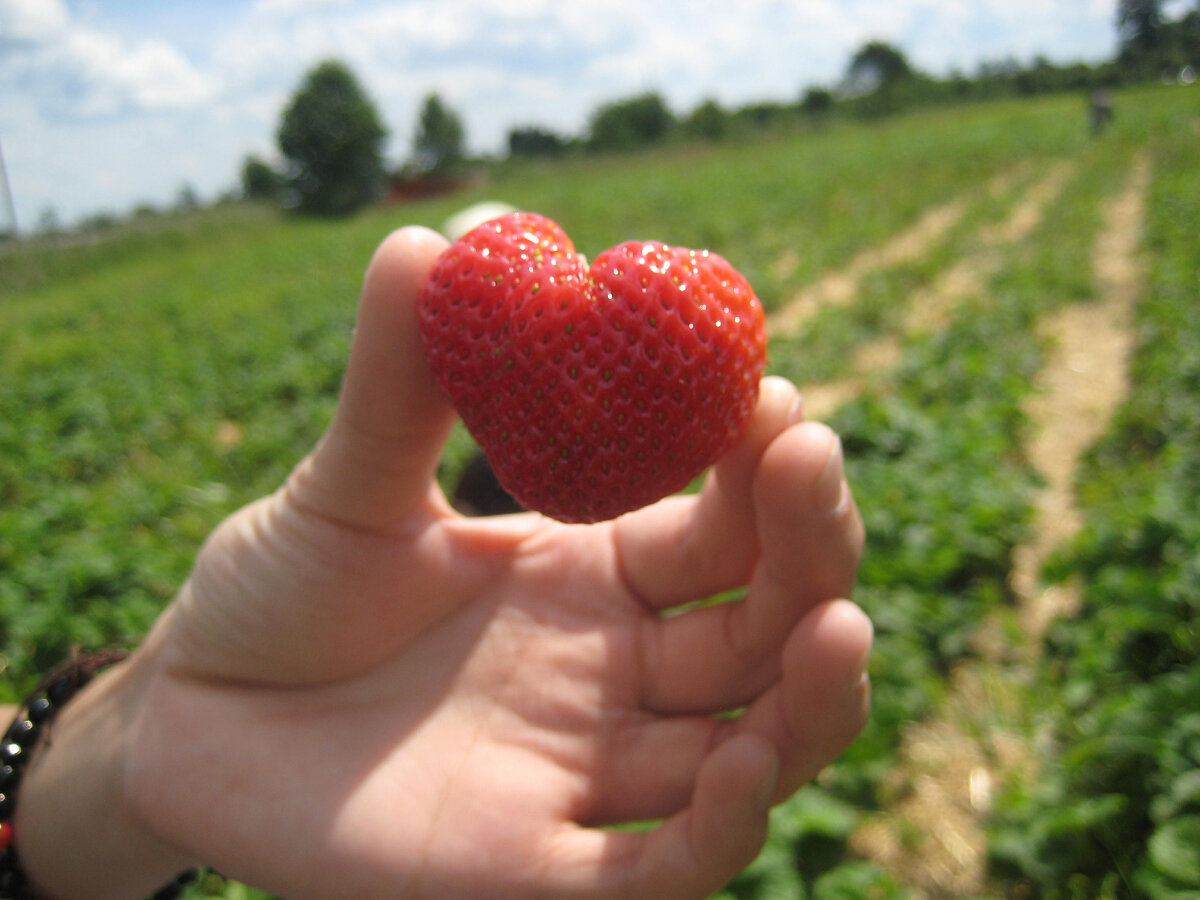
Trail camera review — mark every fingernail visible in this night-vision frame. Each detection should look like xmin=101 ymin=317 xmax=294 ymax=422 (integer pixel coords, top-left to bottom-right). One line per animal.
xmin=852 ymin=643 xmax=872 ymax=686
xmin=754 ymin=757 xmax=781 ymax=811
xmin=786 ymin=393 xmax=806 ymax=426
xmin=847 ymin=604 xmax=874 ymax=684
xmin=815 ymin=436 xmax=847 ymax=512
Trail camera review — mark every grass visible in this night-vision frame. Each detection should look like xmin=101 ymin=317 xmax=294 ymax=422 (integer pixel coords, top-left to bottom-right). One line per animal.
xmin=1 ymin=83 xmax=1197 ymax=898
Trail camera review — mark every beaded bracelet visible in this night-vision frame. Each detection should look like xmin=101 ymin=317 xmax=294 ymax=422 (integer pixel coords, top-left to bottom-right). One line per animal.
xmin=0 ymin=649 xmax=202 ymax=900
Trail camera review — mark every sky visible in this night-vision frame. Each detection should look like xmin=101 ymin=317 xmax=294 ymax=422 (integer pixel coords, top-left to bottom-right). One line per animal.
xmin=0 ymin=0 xmax=1154 ymax=232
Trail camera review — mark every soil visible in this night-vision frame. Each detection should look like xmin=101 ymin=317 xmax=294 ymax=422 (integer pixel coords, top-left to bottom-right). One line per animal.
xmin=1010 ymin=153 xmax=1149 ymax=644
xmin=767 ymin=195 xmax=968 ymax=335
xmin=782 ymin=154 xmax=1150 ymax=897
xmin=797 ymin=161 xmax=1075 ymax=421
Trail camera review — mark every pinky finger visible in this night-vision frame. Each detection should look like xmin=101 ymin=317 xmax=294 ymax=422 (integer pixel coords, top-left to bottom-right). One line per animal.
xmin=554 ymin=734 xmax=779 ymax=900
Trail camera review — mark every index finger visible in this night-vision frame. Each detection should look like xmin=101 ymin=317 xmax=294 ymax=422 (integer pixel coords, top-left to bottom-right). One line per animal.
xmin=612 ymin=376 xmax=804 ymax=610
xmin=635 ymin=421 xmax=865 ymax=714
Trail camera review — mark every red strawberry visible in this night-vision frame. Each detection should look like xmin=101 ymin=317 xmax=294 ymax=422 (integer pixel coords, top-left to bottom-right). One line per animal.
xmin=418 ymin=211 xmax=767 ymax=523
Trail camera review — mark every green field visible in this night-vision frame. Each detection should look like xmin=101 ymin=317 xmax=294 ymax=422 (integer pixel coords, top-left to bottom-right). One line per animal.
xmin=2 ymin=84 xmax=1197 ymax=898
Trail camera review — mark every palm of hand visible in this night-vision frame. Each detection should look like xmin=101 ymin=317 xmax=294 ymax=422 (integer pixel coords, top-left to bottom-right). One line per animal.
xmin=126 ymin=227 xmax=870 ymax=900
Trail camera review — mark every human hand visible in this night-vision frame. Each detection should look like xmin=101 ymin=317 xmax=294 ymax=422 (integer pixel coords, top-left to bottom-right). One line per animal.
xmin=45 ymin=227 xmax=870 ymax=899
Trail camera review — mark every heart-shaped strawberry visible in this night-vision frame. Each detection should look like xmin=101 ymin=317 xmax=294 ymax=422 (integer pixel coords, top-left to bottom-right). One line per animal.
xmin=418 ymin=211 xmax=767 ymax=523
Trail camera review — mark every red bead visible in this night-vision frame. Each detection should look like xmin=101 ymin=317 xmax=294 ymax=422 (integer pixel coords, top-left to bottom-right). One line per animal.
xmin=0 ymin=820 xmax=13 ymax=850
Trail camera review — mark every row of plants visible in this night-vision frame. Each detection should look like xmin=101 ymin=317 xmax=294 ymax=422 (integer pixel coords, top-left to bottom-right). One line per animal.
xmin=719 ymin=173 xmax=1064 ymax=900
xmin=0 ymin=94 xmax=1077 ymax=719
xmin=0 ymin=86 xmax=1193 ymax=898
xmin=987 ymin=111 xmax=1200 ymax=900
xmin=719 ymin=87 xmax=1184 ymax=898
xmin=0 ymin=213 xmax=366 ymax=684
xmin=0 ymin=88 xmax=1027 ymax=706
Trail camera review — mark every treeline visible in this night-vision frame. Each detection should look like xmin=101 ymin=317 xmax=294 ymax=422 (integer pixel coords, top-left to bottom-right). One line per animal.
xmin=247 ymin=1 xmax=1198 ymax=218
xmin=42 ymin=2 xmax=1197 ymax=229
xmin=505 ymin=8 xmax=1200 ymax=160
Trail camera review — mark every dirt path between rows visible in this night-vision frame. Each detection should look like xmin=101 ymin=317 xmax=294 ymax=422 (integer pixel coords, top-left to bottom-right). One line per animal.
xmin=798 ymin=160 xmax=1076 ymax=420
xmin=843 ymin=153 xmax=1150 ymax=898
xmin=766 ymin=187 xmax=972 ymax=335
xmin=1010 ymin=153 xmax=1149 ymax=644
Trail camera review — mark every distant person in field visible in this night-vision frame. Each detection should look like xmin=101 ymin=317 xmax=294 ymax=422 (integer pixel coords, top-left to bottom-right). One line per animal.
xmin=1 ymin=227 xmax=870 ymax=900
xmin=1090 ymin=89 xmax=1114 ymax=135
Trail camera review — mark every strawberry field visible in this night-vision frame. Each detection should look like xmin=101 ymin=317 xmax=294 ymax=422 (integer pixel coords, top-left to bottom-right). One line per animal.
xmin=1 ymin=83 xmax=1197 ymax=899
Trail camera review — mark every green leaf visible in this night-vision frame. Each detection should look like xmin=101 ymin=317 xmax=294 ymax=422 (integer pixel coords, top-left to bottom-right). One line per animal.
xmin=1151 ymin=770 xmax=1200 ymax=822
xmin=1146 ymin=816 xmax=1200 ymax=886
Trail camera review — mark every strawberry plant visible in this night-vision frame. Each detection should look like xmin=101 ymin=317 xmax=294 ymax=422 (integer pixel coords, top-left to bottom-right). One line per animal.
xmin=987 ymin=122 xmax=1200 ymax=900
xmin=725 ymin=90 xmax=1192 ymax=900
xmin=817 ymin=292 xmax=1042 ymax=806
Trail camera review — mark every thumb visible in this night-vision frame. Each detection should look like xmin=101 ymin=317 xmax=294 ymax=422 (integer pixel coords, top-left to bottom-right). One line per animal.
xmin=287 ymin=225 xmax=456 ymax=530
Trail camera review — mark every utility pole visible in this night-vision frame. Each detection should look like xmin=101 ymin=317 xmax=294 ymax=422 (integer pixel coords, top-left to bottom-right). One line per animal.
xmin=0 ymin=135 xmax=17 ymax=238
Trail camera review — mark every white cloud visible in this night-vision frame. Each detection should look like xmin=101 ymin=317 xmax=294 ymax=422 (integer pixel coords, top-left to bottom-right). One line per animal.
xmin=2 ymin=1 xmax=218 ymax=118
xmin=119 ymin=40 xmax=219 ymax=109
xmin=1 ymin=0 xmax=1127 ymax=232
xmin=54 ymin=30 xmax=219 ymax=114
xmin=0 ymin=0 xmax=69 ymax=43
xmin=252 ymin=0 xmax=350 ymax=14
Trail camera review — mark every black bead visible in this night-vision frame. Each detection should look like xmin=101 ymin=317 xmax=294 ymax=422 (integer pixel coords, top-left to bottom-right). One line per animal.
xmin=0 ymin=863 xmax=28 ymax=894
xmin=0 ymin=793 xmax=12 ymax=819
xmin=24 ymin=699 xmax=51 ymax=725
xmin=0 ymin=747 xmax=20 ymax=768
xmin=0 ymin=767 xmax=18 ymax=792
xmin=2 ymin=723 xmax=34 ymax=752
xmin=44 ymin=678 xmax=75 ymax=707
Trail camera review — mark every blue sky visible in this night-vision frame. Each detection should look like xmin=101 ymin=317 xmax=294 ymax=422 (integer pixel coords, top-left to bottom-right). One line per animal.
xmin=0 ymin=0 xmax=1152 ymax=231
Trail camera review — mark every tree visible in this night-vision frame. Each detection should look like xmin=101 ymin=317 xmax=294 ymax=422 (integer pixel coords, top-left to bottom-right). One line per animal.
xmin=507 ymin=126 xmax=568 ymax=159
xmin=845 ymin=41 xmax=913 ymax=95
xmin=241 ymin=155 xmax=280 ymax=201
xmin=1179 ymin=7 xmax=1200 ymax=67
xmin=799 ymin=87 xmax=835 ymax=117
xmin=683 ymin=98 xmax=729 ymax=141
xmin=587 ymin=92 xmax=674 ymax=152
xmin=412 ymin=93 xmax=465 ymax=174
xmin=731 ymin=101 xmax=792 ymax=130
xmin=175 ymin=182 xmax=200 ymax=213
xmin=844 ymin=41 xmax=917 ymax=116
xmin=36 ymin=206 xmax=61 ymax=236
xmin=1118 ymin=0 xmax=1166 ymax=60
xmin=277 ymin=60 xmax=387 ymax=216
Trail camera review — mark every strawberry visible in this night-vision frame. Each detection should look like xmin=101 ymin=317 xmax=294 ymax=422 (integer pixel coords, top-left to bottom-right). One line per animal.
xmin=418 ymin=212 xmax=767 ymax=523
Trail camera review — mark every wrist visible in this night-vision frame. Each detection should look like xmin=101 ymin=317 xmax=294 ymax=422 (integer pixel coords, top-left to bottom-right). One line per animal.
xmin=9 ymin=647 xmax=200 ymax=900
